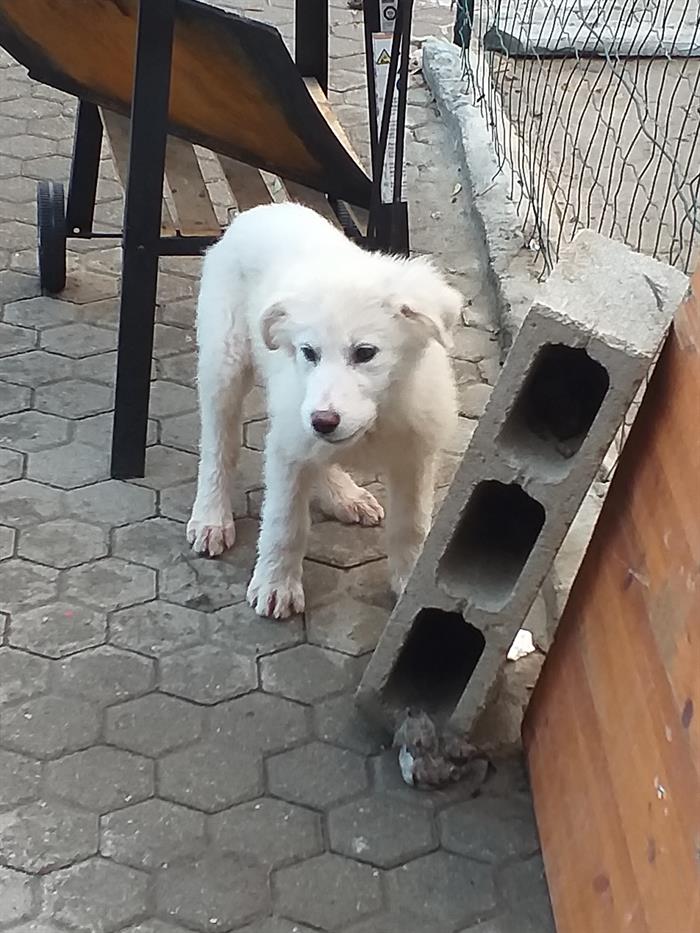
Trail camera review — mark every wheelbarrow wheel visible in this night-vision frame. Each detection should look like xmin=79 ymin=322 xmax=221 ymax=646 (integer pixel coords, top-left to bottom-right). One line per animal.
xmin=37 ymin=180 xmax=67 ymax=294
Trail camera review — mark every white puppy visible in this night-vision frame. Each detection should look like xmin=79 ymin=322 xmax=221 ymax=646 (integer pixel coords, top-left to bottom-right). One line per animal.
xmin=187 ymin=202 xmax=460 ymax=619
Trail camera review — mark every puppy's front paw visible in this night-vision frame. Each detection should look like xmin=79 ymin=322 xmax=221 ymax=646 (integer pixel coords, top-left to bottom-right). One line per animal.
xmin=247 ymin=571 xmax=305 ymax=620
xmin=187 ymin=516 xmax=236 ymax=557
xmin=329 ymin=487 xmax=385 ymax=527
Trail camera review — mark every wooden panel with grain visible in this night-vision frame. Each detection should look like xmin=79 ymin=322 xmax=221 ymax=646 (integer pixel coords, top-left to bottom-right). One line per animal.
xmin=523 ymin=265 xmax=700 ymax=933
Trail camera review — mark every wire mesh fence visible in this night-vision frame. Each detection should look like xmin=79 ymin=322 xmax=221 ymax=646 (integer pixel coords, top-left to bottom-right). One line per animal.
xmin=456 ymin=0 xmax=700 ymax=275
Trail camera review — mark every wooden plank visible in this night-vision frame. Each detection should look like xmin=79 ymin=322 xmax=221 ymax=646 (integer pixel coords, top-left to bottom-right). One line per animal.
xmin=219 ymin=156 xmax=272 ymax=213
xmin=283 ymin=180 xmax=341 ymax=227
xmin=100 ymin=109 xmax=176 ymax=236
xmin=524 ymin=262 xmax=700 ymax=933
xmin=304 ymin=77 xmax=364 ymax=169
xmin=165 ymin=136 xmax=220 ymax=236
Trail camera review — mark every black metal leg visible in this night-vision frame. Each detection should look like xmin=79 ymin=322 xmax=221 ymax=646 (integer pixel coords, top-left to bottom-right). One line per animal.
xmin=374 ymin=202 xmax=409 ymax=255
xmin=66 ymin=101 xmax=103 ymax=236
xmin=295 ymin=0 xmax=328 ymax=93
xmin=111 ymin=0 xmax=175 ymax=479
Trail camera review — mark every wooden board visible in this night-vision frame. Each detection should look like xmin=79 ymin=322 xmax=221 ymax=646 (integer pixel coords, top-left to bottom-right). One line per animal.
xmin=523 ymin=264 xmax=700 ymax=933
xmin=165 ymin=136 xmax=220 ymax=236
xmin=100 ymin=109 xmax=176 ymax=236
xmin=0 ymin=0 xmax=371 ymax=206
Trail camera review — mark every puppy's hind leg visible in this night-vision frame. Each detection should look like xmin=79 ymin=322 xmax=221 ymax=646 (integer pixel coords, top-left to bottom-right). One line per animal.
xmin=188 ymin=281 xmax=252 ymax=556
xmin=316 ymin=464 xmax=384 ymax=527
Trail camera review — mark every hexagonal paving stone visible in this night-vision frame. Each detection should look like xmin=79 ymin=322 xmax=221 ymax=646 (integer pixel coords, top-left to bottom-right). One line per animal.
xmin=0 ymin=479 xmax=65 ymax=525
xmin=0 ymin=410 xmax=69 ymax=452
xmin=158 ymin=480 xmax=195 ymax=523
xmin=0 ymin=865 xmax=35 ymax=925
xmin=260 ymin=644 xmax=362 ymax=704
xmin=9 ymin=601 xmax=107 ymax=657
xmin=209 ymin=693 xmax=309 ymax=756
xmin=159 ymin=644 xmax=257 ymax=705
xmin=61 ymin=558 xmax=156 ymax=610
xmin=34 ymin=379 xmax=113 ymax=418
xmin=496 ymin=855 xmax=554 ymax=932
xmin=17 ymin=518 xmax=108 ymax=567
xmin=160 ymin=411 xmax=198 ymax=453
xmin=0 ymin=321 xmax=35 ymax=356
xmin=43 ymin=858 xmax=150 ymax=933
xmin=236 ymin=921 xmax=316 ymax=933
xmin=0 ymin=522 xmax=14 ymax=558
xmin=386 ymin=851 xmax=497 ymax=927
xmin=75 ymin=412 xmax=158 ymax=449
xmin=0 ymin=694 xmax=100 ymax=758
xmin=0 ymin=800 xmax=98 ymax=872
xmin=0 ymin=646 xmax=50 ymax=704
xmin=209 ymin=797 xmax=322 ymax=867
xmin=149 ymin=380 xmax=197 ymax=418
xmin=64 ymin=480 xmax=156 ymax=526
xmin=153 ymin=323 xmax=195 ymax=359
xmin=266 ymin=742 xmax=368 ymax=809
xmin=0 ymin=749 xmax=41 ymax=808
xmin=0 ymin=381 xmax=30 ymax=416
xmin=207 ymin=602 xmax=303 ymax=657
xmin=346 ymin=911 xmax=455 ymax=933
xmin=439 ymin=795 xmax=539 ymax=864
xmin=159 ymin=737 xmax=262 ymax=813
xmin=112 ymin=517 xmax=189 ymax=569
xmin=100 ymin=798 xmax=206 ymax=870
xmin=156 ymin=854 xmax=270 ymax=932
xmin=3 ymin=296 xmax=78 ymax=329
xmin=105 ymin=693 xmax=204 ymax=757
xmin=110 ymin=600 xmax=206 ymax=657
xmin=273 ymin=853 xmax=382 ymax=930
xmin=313 ymin=693 xmax=388 ymax=756
xmin=329 ymin=794 xmax=437 ymax=868
xmin=27 ymin=440 xmax=110 ymax=488
xmin=46 ymin=746 xmax=154 ymax=812
xmin=306 ymin=521 xmax=385 ymax=568
xmin=0 ymin=134 xmax=55 ymax=158
xmin=133 ymin=444 xmax=198 ymax=491
xmin=40 ymin=322 xmax=116 ymax=357
xmin=123 ymin=924 xmax=193 ymax=933
xmin=306 ymin=595 xmax=389 ymax=656
xmin=73 ymin=350 xmax=117 ymax=385
xmin=243 ymin=419 xmax=266 ymax=451
xmin=159 ymin=520 xmax=259 ymax=611
xmin=0 ymin=349 xmax=72 ymax=385
xmin=159 ymin=350 xmax=196 ymax=387
xmin=0 ymin=446 xmax=23 ymax=482
xmin=53 ymin=646 xmax=155 ymax=704
xmin=0 ymin=559 xmax=58 ymax=611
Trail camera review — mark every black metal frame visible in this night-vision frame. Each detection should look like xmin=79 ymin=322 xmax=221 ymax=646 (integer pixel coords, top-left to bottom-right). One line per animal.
xmin=45 ymin=0 xmax=414 ymax=479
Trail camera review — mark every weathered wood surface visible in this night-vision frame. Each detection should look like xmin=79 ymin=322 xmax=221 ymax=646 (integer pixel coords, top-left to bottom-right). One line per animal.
xmin=524 ymin=265 xmax=700 ymax=933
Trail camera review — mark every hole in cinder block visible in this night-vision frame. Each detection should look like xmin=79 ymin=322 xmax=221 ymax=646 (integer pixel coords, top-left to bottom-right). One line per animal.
xmin=385 ymin=608 xmax=485 ymax=722
xmin=500 ymin=344 xmax=609 ymax=469
xmin=437 ymin=481 xmax=545 ymax=609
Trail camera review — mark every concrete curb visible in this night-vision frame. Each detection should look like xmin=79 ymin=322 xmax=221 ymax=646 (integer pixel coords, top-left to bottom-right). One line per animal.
xmin=421 ymin=38 xmax=539 ymax=350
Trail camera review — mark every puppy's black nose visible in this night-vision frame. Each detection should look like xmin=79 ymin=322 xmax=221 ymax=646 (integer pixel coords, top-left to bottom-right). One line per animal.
xmin=311 ymin=410 xmax=340 ymax=435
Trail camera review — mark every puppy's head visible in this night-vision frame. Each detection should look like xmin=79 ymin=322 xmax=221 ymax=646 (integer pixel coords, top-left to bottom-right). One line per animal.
xmin=261 ymin=255 xmax=461 ymax=446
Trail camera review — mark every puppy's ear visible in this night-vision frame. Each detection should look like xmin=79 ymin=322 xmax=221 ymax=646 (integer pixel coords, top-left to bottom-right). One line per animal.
xmin=396 ymin=260 xmax=463 ymax=350
xmin=260 ymin=303 xmax=288 ymax=350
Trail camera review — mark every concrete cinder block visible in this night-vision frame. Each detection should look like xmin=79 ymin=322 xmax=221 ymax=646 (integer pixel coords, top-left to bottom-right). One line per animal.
xmin=356 ymin=230 xmax=688 ymax=735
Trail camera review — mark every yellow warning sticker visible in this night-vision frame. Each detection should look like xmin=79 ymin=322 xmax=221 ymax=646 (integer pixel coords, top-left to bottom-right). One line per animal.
xmin=376 ymin=49 xmax=391 ymax=65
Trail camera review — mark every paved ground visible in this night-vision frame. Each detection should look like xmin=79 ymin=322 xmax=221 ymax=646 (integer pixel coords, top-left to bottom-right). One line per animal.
xmin=0 ymin=1 xmax=553 ymax=931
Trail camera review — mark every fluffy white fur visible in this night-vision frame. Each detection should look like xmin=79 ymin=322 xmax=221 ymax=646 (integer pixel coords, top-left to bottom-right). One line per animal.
xmin=187 ymin=202 xmax=461 ymax=619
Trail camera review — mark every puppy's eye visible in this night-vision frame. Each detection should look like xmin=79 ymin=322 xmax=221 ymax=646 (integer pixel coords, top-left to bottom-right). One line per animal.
xmin=300 ymin=345 xmax=319 ymax=364
xmin=352 ymin=345 xmax=378 ymax=364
